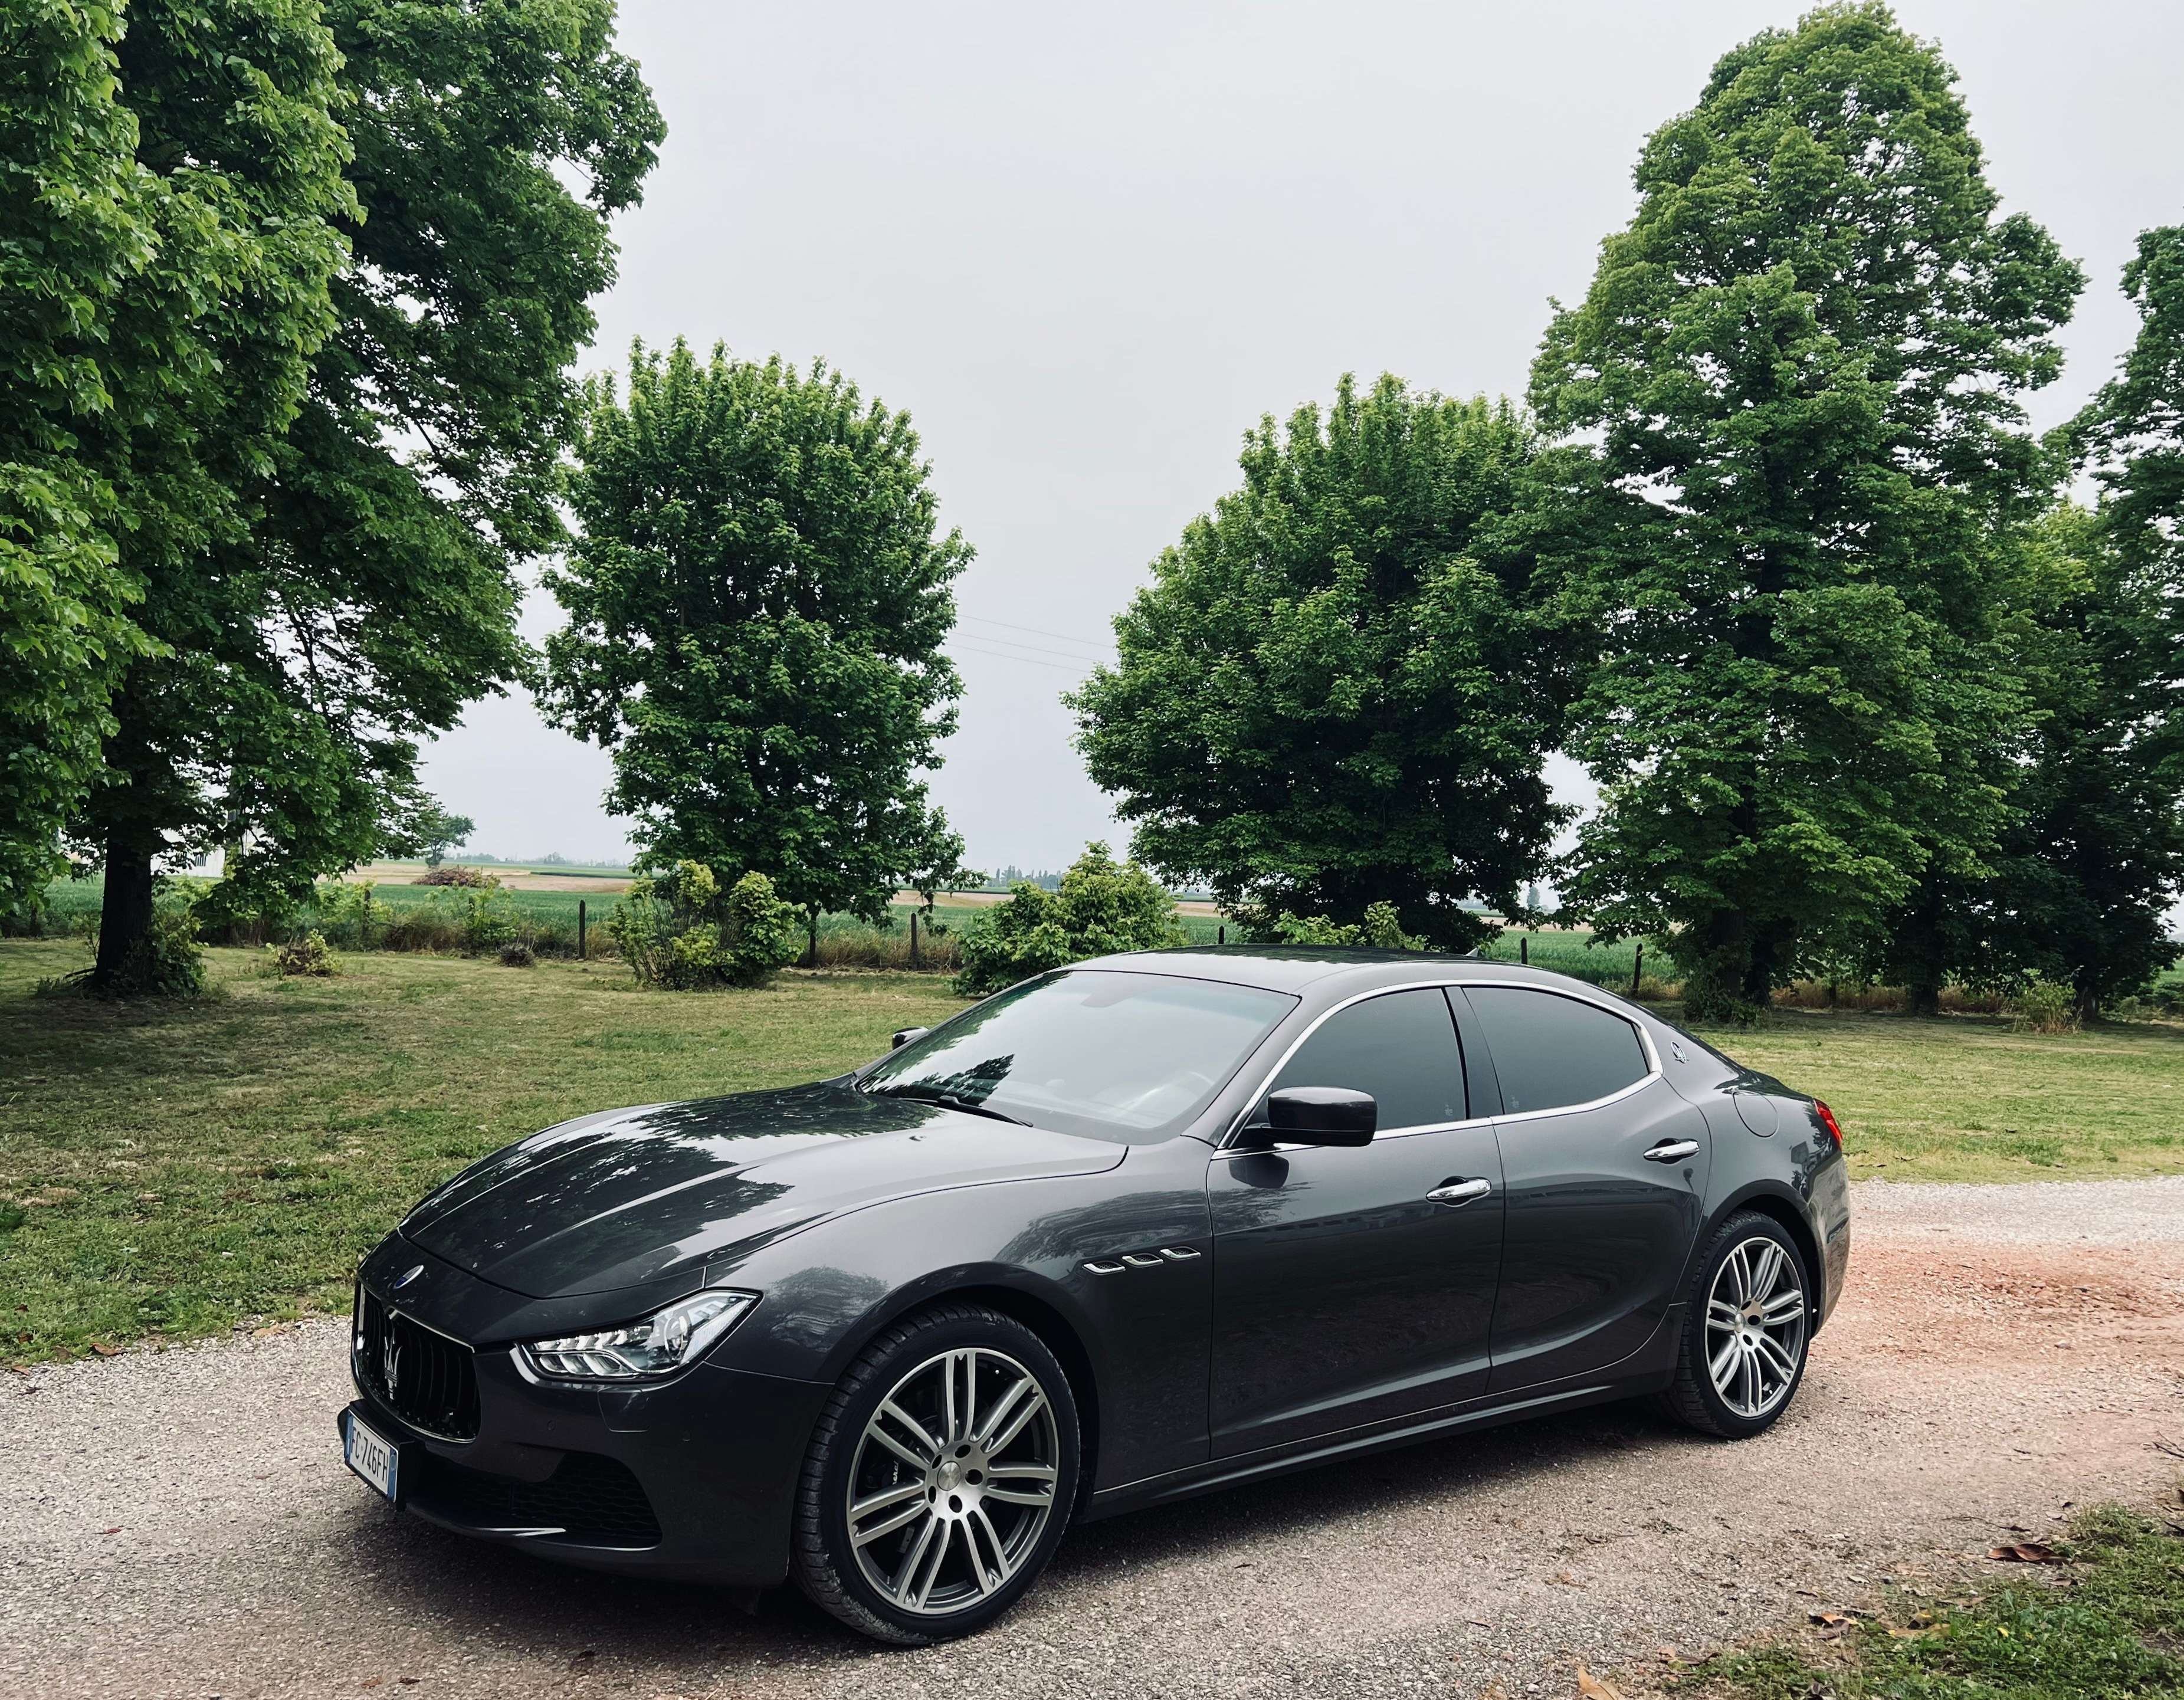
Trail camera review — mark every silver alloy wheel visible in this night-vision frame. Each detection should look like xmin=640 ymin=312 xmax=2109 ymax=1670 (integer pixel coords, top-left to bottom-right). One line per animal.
xmin=845 ymin=1345 xmax=1061 ymax=1616
xmin=1704 ymin=1235 xmax=1808 ymax=1419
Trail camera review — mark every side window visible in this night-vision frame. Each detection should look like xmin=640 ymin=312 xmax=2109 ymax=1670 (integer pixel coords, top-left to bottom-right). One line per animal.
xmin=1463 ymin=987 xmax=1648 ymax=1115
xmin=1268 ymin=989 xmax=1466 ymax=1131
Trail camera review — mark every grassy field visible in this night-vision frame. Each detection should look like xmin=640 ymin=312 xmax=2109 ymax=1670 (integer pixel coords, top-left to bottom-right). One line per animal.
xmin=0 ymin=939 xmax=962 ymax=1364
xmin=1719 ymin=1009 xmax=2184 ymax=1181
xmin=2 ymin=936 xmax=2180 ymax=1364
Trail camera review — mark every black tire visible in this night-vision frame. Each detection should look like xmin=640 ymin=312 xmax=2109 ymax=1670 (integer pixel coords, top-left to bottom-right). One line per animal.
xmin=789 ymin=1302 xmax=1081 ymax=1645
xmin=1658 ymin=1209 xmax=1812 ymax=1438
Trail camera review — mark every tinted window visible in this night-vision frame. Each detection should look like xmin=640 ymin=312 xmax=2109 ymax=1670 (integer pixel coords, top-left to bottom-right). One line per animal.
xmin=863 ymin=970 xmax=1296 ymax=1143
xmin=1269 ymin=989 xmax=1466 ymax=1131
xmin=1465 ymin=987 xmax=1648 ymax=1114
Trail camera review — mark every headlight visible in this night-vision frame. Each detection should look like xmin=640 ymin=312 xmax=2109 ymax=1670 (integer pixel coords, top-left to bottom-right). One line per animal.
xmin=521 ymin=1288 xmax=757 ymax=1381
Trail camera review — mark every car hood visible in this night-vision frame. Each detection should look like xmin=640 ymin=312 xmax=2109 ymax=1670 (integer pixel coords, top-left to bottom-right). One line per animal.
xmin=399 ymin=1079 xmax=1127 ymax=1298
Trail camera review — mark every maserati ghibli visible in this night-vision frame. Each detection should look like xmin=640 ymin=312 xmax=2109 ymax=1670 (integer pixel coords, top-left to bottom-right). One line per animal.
xmin=340 ymin=947 xmax=1851 ymax=1643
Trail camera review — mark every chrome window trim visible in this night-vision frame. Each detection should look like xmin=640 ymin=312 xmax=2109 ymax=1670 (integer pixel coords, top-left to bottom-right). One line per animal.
xmin=1216 ymin=977 xmax=1661 ymax=1151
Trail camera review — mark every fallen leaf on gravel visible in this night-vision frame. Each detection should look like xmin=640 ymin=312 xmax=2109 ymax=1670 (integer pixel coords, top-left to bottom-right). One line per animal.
xmin=98 ymin=1527 xmax=121 ymax=1535
xmin=1551 ymin=1569 xmax=1586 ymax=1587
xmin=1809 ymin=1610 xmax=1853 ymax=1627
xmin=1576 ymin=1663 xmax=1624 ymax=1700
xmin=1988 ymin=1543 xmax=2063 ymax=1563
xmin=89 ymin=1341 xmax=123 ymax=1357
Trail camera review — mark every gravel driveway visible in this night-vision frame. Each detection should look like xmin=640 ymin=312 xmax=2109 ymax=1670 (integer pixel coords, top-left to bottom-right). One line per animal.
xmin=6 ymin=1176 xmax=2182 ymax=1700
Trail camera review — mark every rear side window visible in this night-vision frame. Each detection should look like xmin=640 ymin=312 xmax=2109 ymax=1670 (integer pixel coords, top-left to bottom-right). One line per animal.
xmin=1464 ymin=987 xmax=1648 ymax=1115
xmin=1268 ymin=988 xmax=1467 ymax=1131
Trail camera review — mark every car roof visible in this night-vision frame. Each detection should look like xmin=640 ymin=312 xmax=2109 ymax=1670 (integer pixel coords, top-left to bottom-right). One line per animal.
xmin=1071 ymin=944 xmax=1624 ymax=999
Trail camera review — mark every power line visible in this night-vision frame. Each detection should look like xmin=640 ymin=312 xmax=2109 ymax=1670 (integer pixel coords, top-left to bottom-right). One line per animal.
xmin=960 ymin=614 xmax=1113 ymax=655
xmin=951 ymin=628 xmax=1111 ymax=665
xmin=950 ymin=641 xmax=1094 ymax=676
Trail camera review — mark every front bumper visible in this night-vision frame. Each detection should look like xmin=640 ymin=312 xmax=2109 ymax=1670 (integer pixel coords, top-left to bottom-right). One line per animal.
xmin=344 ymin=1238 xmax=831 ymax=1587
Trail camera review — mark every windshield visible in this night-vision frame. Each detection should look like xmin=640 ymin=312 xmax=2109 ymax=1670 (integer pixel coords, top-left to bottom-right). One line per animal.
xmin=860 ymin=970 xmax=1297 ymax=1144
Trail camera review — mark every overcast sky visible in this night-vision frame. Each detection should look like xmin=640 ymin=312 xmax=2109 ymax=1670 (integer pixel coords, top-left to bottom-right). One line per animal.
xmin=417 ymin=0 xmax=2184 ymax=874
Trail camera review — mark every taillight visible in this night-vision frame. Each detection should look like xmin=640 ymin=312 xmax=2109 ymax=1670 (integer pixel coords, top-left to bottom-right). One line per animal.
xmin=1812 ymin=1100 xmax=1844 ymax=1151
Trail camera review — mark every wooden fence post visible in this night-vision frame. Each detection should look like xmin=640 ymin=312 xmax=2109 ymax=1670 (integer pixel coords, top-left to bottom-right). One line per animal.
xmin=1632 ymin=942 xmax=1644 ymax=995
xmin=578 ymin=899 xmax=586 ymax=960
xmin=910 ymin=910 xmax=920 ymax=969
xmin=1519 ymin=936 xmax=1529 ymax=966
xmin=1218 ymin=925 xmax=1225 ymax=946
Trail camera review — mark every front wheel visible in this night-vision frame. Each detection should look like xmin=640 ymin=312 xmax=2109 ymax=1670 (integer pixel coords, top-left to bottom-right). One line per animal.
xmin=789 ymin=1302 xmax=1080 ymax=1644
xmin=1660 ymin=1210 xmax=1812 ymax=1437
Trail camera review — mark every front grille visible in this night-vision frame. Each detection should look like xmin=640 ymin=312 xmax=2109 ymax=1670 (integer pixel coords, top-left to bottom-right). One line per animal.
xmin=410 ymin=1449 xmax=663 ymax=1547
xmin=356 ymin=1284 xmax=481 ymax=1441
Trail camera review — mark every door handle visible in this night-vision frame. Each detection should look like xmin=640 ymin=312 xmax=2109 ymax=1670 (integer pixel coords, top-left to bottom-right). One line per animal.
xmin=1643 ymin=1140 xmax=1700 ymax=1164
xmin=1425 ymin=1177 xmax=1492 ymax=1206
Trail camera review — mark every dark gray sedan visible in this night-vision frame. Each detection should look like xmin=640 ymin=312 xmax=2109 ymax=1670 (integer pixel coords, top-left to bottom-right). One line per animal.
xmin=340 ymin=947 xmax=1851 ymax=1643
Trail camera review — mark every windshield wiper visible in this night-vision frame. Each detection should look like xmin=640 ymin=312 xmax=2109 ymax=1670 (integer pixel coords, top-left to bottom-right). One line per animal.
xmin=870 ymin=1084 xmax=1029 ymax=1125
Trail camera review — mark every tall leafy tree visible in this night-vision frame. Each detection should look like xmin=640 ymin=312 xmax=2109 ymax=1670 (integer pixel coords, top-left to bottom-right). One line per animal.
xmin=1070 ymin=375 xmax=1568 ymax=950
xmin=1983 ymin=228 xmax=2184 ymax=1016
xmin=77 ymin=0 xmax=663 ymax=988
xmin=0 ymin=2 xmax=153 ymax=911
xmin=1531 ymin=2 xmax=2081 ymax=1018
xmin=65 ymin=3 xmax=655 ymax=979
xmin=543 ymin=339 xmax=972 ymax=925
xmin=1 ymin=0 xmax=350 ymax=923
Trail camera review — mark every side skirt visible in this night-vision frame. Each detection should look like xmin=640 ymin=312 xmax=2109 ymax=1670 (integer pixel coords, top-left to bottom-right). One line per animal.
xmin=1078 ymin=1303 xmax=1683 ymax=1524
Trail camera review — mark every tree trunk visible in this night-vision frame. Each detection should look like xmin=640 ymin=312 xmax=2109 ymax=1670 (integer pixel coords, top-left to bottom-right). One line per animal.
xmin=94 ymin=829 xmax=158 ymax=988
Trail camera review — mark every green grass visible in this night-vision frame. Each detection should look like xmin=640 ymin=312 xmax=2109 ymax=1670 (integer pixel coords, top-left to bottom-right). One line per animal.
xmin=1711 ymin=1006 xmax=2184 ymax=1182
xmin=0 ymin=938 xmax=962 ymax=1364
xmin=1692 ymin=1506 xmax=2184 ymax=1700
xmin=4 ymin=939 xmax=2182 ymax=1363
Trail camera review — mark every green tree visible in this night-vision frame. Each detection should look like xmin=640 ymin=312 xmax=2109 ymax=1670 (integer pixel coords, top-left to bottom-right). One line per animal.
xmin=1980 ymin=229 xmax=2184 ymax=1017
xmin=953 ymin=843 xmax=1186 ymax=996
xmin=76 ymin=0 xmax=663 ymax=990
xmin=1531 ymin=2 xmax=2081 ymax=1019
xmin=1069 ymin=375 xmax=1568 ymax=953
xmin=398 ymin=803 xmax=475 ymax=868
xmin=0 ymin=2 xmax=160 ymax=911
xmin=543 ymin=339 xmax=972 ymax=925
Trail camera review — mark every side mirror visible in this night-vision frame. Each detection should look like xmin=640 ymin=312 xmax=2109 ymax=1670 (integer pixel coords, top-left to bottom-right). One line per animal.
xmin=1262 ymin=1086 xmax=1376 ymax=1147
xmin=890 ymin=1027 xmax=930 ymax=1051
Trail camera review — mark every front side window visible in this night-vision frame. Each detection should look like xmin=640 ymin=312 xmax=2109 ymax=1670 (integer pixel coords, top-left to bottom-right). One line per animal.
xmin=1265 ymin=988 xmax=1467 ymax=1132
xmin=861 ymin=970 xmax=1296 ymax=1143
xmin=1464 ymin=986 xmax=1648 ymax=1115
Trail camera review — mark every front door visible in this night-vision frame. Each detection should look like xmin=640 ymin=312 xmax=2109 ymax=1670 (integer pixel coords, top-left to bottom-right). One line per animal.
xmin=1209 ymin=987 xmax=1505 ymax=1458
xmin=1454 ymin=985 xmax=1712 ymax=1392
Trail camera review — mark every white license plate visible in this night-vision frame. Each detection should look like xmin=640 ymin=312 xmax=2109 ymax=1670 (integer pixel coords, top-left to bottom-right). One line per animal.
xmin=344 ymin=1411 xmax=399 ymax=1503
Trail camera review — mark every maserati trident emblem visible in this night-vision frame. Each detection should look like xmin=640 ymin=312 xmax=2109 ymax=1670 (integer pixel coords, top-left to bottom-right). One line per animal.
xmin=391 ymin=1263 xmax=425 ymax=1291
xmin=381 ymin=1331 xmax=401 ymax=1394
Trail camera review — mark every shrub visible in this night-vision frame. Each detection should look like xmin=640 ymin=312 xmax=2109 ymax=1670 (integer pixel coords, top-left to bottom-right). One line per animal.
xmin=2010 ymin=977 xmax=2080 ymax=1034
xmin=417 ymin=864 xmax=496 ymax=888
xmin=609 ymin=862 xmax=801 ymax=989
xmin=273 ymin=931 xmax=339 ymax=976
xmin=954 ymin=843 xmax=1187 ymax=996
xmin=42 ymin=878 xmax=208 ymax=998
xmin=498 ymin=940 xmax=536 ymax=968
xmin=193 ymin=877 xmax=307 ymax=947
xmin=1248 ymin=901 xmax=1424 ymax=950
xmin=314 ymin=880 xmax=392 ymax=949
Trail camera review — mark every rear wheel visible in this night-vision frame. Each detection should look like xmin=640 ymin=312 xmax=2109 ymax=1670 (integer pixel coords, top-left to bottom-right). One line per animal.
xmin=1660 ymin=1210 xmax=1811 ymax=1438
xmin=790 ymin=1302 xmax=1080 ymax=1644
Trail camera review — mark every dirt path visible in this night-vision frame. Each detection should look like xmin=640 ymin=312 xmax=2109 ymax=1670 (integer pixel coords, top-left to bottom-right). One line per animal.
xmin=5 ymin=1177 xmax=2180 ymax=1700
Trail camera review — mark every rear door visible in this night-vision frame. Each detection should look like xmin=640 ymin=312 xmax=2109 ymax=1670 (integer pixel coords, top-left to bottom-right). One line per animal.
xmin=1208 ymin=987 xmax=1506 ymax=1457
xmin=1454 ymin=986 xmax=1711 ymax=1393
